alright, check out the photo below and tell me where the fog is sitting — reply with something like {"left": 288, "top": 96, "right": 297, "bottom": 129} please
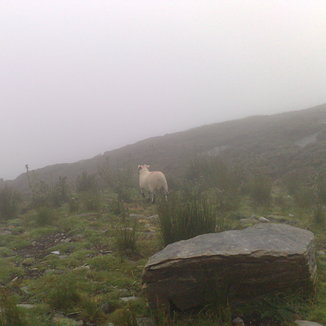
{"left": 1, "top": 0, "right": 326, "bottom": 180}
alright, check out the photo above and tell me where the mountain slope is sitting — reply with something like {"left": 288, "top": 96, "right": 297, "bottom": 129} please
{"left": 9, "top": 103, "right": 326, "bottom": 194}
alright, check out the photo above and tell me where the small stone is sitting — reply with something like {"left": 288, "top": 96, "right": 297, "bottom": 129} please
{"left": 16, "top": 304, "right": 36, "bottom": 309}
{"left": 147, "top": 214, "right": 159, "bottom": 219}
{"left": 73, "top": 234, "right": 84, "bottom": 240}
{"left": 67, "top": 311, "right": 81, "bottom": 318}
{"left": 10, "top": 276, "right": 19, "bottom": 283}
{"left": 258, "top": 217, "right": 270, "bottom": 223}
{"left": 233, "top": 317, "right": 245, "bottom": 326}
{"left": 53, "top": 313, "right": 82, "bottom": 325}
{"left": 100, "top": 250, "right": 113, "bottom": 255}
{"left": 44, "top": 269, "right": 56, "bottom": 274}
{"left": 53, "top": 313, "right": 65, "bottom": 322}
{"left": 0, "top": 230, "right": 12, "bottom": 236}
{"left": 20, "top": 286, "right": 31, "bottom": 294}
{"left": 120, "top": 296, "right": 138, "bottom": 302}
{"left": 74, "top": 265, "right": 90, "bottom": 271}
{"left": 22, "top": 258, "right": 34, "bottom": 266}
{"left": 130, "top": 213, "right": 145, "bottom": 218}
{"left": 136, "top": 317, "right": 156, "bottom": 326}
{"left": 51, "top": 251, "right": 60, "bottom": 255}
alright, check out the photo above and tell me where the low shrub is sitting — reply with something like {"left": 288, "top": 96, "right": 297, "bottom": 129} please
{"left": 247, "top": 174, "right": 272, "bottom": 207}
{"left": 68, "top": 196, "right": 80, "bottom": 213}
{"left": 49, "top": 176, "right": 69, "bottom": 207}
{"left": 114, "top": 217, "right": 138, "bottom": 255}
{"left": 316, "top": 176, "right": 326, "bottom": 205}
{"left": 313, "top": 205, "right": 325, "bottom": 226}
{"left": 293, "top": 186, "right": 315, "bottom": 209}
{"left": 34, "top": 206, "right": 55, "bottom": 226}
{"left": 0, "top": 186, "right": 21, "bottom": 220}
{"left": 157, "top": 191, "right": 216, "bottom": 246}
{"left": 109, "top": 198, "right": 128, "bottom": 216}
{"left": 113, "top": 201, "right": 138, "bottom": 255}
{"left": 76, "top": 172, "right": 98, "bottom": 193}
{"left": 80, "top": 191, "right": 102, "bottom": 212}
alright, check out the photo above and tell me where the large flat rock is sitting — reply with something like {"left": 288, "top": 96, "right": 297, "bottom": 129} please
{"left": 143, "top": 223, "right": 316, "bottom": 311}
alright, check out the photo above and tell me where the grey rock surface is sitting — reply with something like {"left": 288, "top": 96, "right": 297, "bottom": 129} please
{"left": 295, "top": 320, "right": 324, "bottom": 326}
{"left": 120, "top": 296, "right": 139, "bottom": 302}
{"left": 257, "top": 216, "right": 270, "bottom": 223}
{"left": 143, "top": 223, "right": 316, "bottom": 311}
{"left": 16, "top": 304, "right": 36, "bottom": 309}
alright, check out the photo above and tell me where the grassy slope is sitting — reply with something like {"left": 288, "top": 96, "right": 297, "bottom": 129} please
{"left": 0, "top": 190, "right": 325, "bottom": 326}
{"left": 1, "top": 104, "right": 325, "bottom": 325}
{"left": 9, "top": 104, "right": 326, "bottom": 194}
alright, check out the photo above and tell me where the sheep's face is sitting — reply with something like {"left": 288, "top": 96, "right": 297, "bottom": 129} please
{"left": 138, "top": 164, "right": 150, "bottom": 173}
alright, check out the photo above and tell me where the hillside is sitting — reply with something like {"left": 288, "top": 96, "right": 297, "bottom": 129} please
{"left": 1, "top": 104, "right": 326, "bottom": 326}
{"left": 9, "top": 103, "right": 326, "bottom": 194}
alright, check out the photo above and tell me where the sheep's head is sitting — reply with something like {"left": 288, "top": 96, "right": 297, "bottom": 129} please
{"left": 138, "top": 164, "right": 150, "bottom": 173}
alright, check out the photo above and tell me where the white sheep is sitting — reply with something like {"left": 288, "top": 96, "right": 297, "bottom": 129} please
{"left": 138, "top": 164, "right": 168, "bottom": 203}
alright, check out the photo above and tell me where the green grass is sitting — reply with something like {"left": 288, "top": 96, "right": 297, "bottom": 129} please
{"left": 157, "top": 191, "right": 217, "bottom": 245}
{"left": 0, "top": 187, "right": 324, "bottom": 326}
{"left": 0, "top": 288, "right": 25, "bottom": 326}
{"left": 0, "top": 257, "right": 24, "bottom": 283}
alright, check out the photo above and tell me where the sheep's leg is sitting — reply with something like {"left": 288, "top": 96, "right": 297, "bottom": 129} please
{"left": 140, "top": 188, "right": 145, "bottom": 198}
{"left": 151, "top": 192, "right": 155, "bottom": 204}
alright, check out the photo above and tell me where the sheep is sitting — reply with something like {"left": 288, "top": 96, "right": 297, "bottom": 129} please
{"left": 138, "top": 164, "right": 168, "bottom": 203}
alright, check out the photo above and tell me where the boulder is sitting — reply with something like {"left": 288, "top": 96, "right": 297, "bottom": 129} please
{"left": 142, "top": 223, "right": 316, "bottom": 311}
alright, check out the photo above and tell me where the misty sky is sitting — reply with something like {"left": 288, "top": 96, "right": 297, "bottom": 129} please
{"left": 1, "top": 1, "right": 326, "bottom": 180}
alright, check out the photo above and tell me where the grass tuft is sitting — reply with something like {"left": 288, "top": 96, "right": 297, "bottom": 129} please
{"left": 157, "top": 191, "right": 216, "bottom": 246}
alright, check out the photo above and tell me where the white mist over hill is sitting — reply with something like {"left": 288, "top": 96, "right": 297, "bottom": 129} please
{"left": 1, "top": 0, "right": 326, "bottom": 179}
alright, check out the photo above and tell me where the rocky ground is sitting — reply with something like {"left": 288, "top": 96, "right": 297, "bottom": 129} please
{"left": 0, "top": 198, "right": 325, "bottom": 326}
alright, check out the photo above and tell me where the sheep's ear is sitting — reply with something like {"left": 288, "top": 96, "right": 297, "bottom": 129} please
{"left": 137, "top": 165, "right": 142, "bottom": 170}
{"left": 146, "top": 164, "right": 150, "bottom": 168}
